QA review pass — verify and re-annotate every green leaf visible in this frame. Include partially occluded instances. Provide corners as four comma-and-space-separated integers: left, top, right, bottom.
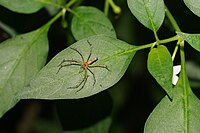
64, 117, 111, 133
18, 35, 136, 99
0, 25, 49, 118
177, 32, 200, 52
144, 62, 200, 133
71, 6, 116, 41
0, 0, 47, 14
127, 0, 165, 31
183, 0, 200, 17
147, 45, 173, 98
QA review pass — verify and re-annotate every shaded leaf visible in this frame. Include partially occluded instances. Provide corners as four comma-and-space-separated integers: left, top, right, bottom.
183, 0, 200, 17
18, 35, 136, 99
64, 117, 111, 133
0, 25, 49, 117
147, 45, 173, 98
144, 61, 200, 133
186, 61, 200, 88
0, 0, 47, 14
177, 32, 200, 52
71, 6, 116, 41
127, 0, 165, 31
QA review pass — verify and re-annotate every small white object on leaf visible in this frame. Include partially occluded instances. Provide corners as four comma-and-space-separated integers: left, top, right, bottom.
172, 65, 181, 85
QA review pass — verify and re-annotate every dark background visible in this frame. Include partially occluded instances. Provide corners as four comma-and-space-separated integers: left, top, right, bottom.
0, 0, 200, 133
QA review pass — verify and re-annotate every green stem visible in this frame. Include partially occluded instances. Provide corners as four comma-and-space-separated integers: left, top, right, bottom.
0, 21, 17, 37
40, 1, 61, 8
132, 35, 179, 52
45, 10, 63, 28
172, 39, 180, 61
179, 40, 189, 133
61, 0, 79, 17
159, 35, 178, 44
108, 0, 121, 14
165, 5, 181, 32
133, 43, 153, 51
67, 8, 80, 17
104, 0, 121, 15
180, 40, 185, 71
61, 8, 68, 28
165, 5, 182, 61
64, 0, 77, 9
104, 0, 109, 16
153, 31, 159, 43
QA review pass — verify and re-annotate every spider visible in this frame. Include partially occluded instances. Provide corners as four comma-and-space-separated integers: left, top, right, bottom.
56, 40, 110, 92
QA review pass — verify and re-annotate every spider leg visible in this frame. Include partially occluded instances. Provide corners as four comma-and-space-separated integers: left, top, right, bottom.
86, 40, 93, 62
56, 62, 80, 74
68, 76, 85, 89
79, 67, 84, 73
58, 59, 80, 67
76, 74, 89, 92
87, 68, 96, 87
70, 47, 85, 62
90, 65, 110, 71
68, 69, 88, 92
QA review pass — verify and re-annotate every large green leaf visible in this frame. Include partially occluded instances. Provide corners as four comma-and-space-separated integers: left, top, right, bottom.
71, 6, 116, 41
0, 25, 49, 117
64, 117, 111, 133
18, 35, 136, 99
147, 45, 173, 98
177, 32, 200, 52
144, 59, 200, 133
183, 0, 200, 17
127, 0, 165, 31
0, 0, 48, 14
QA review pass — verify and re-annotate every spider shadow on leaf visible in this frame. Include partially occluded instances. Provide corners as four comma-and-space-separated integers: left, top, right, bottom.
56, 40, 110, 92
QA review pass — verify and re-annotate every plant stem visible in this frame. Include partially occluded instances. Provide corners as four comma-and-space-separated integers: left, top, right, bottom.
104, 0, 121, 16
165, 5, 182, 61
159, 35, 178, 44
132, 35, 179, 52
65, 0, 77, 9
61, 8, 68, 28
153, 30, 159, 43
0, 21, 17, 37
165, 5, 181, 32
67, 8, 80, 17
45, 0, 78, 28
179, 39, 189, 133
172, 40, 180, 61
180, 40, 185, 69
104, 0, 109, 16
133, 43, 153, 51
45, 10, 63, 28
108, 0, 121, 14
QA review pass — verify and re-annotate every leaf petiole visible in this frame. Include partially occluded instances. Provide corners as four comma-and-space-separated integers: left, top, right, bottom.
132, 35, 179, 52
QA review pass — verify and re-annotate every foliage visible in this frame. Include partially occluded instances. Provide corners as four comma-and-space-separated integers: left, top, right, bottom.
0, 0, 200, 132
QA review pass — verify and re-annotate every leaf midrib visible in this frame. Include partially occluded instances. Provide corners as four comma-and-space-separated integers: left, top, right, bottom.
142, 0, 157, 31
